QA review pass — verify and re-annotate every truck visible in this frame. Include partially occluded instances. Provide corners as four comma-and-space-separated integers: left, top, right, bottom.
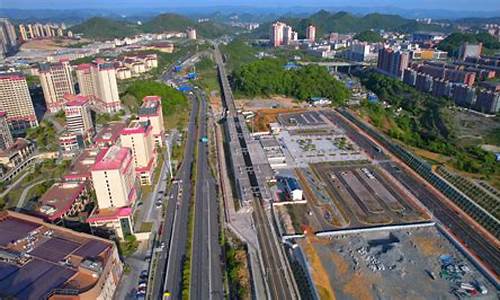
186, 72, 198, 80
177, 85, 192, 92
173, 65, 182, 72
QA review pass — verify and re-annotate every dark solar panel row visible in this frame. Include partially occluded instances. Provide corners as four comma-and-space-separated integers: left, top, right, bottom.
15, 265, 76, 300
0, 262, 18, 281
30, 237, 81, 262
0, 219, 39, 246
0, 259, 53, 295
74, 239, 109, 258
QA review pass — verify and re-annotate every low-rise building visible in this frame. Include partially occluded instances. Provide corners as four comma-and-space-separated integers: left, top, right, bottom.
37, 182, 89, 223
64, 148, 100, 183
0, 210, 123, 299
475, 90, 500, 114
94, 122, 127, 148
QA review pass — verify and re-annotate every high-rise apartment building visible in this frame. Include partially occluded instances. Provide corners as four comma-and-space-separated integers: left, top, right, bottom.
63, 94, 94, 140
459, 43, 482, 60
18, 24, 28, 41
0, 73, 38, 134
75, 60, 121, 113
0, 18, 17, 58
271, 22, 286, 47
91, 146, 137, 209
0, 112, 13, 150
39, 60, 75, 112
120, 120, 156, 185
377, 48, 410, 79
187, 27, 197, 40
138, 96, 165, 146
306, 24, 316, 42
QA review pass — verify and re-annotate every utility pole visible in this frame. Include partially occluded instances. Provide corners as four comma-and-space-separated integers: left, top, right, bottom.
165, 136, 173, 179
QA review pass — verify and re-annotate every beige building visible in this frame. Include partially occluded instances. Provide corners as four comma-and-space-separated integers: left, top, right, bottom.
120, 120, 156, 185
271, 22, 286, 47
75, 60, 121, 113
0, 112, 13, 150
89, 146, 137, 238
0, 210, 123, 300
63, 94, 94, 140
306, 24, 316, 42
91, 146, 137, 209
19, 24, 28, 40
39, 60, 75, 112
138, 96, 164, 146
187, 27, 197, 40
0, 73, 38, 134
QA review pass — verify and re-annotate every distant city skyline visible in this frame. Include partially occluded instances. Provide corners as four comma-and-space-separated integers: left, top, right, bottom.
2, 0, 500, 11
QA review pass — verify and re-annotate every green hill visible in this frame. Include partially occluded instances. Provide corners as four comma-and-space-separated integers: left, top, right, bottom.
141, 13, 193, 33
438, 32, 500, 56
353, 30, 384, 43
142, 13, 234, 38
252, 10, 454, 39
70, 17, 140, 40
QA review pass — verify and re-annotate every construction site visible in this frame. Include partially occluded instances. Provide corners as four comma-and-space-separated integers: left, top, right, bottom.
298, 226, 496, 299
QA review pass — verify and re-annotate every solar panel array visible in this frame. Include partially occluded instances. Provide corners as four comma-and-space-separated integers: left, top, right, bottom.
0, 216, 112, 299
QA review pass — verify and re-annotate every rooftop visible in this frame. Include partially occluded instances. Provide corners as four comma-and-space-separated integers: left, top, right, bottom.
94, 122, 127, 144
87, 207, 133, 223
0, 73, 25, 81
0, 211, 114, 300
120, 120, 150, 135
138, 96, 161, 116
64, 94, 90, 107
37, 182, 86, 222
92, 146, 131, 171
0, 138, 31, 158
64, 149, 99, 181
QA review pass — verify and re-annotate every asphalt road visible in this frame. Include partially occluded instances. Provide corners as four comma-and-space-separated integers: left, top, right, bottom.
151, 92, 199, 299
190, 89, 224, 300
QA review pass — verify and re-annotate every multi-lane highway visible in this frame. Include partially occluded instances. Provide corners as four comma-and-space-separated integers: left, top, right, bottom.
151, 92, 199, 299
151, 54, 223, 299
190, 87, 224, 300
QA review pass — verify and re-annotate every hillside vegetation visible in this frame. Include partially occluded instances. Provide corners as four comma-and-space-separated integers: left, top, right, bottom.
353, 30, 384, 43
233, 58, 349, 104
438, 32, 500, 56
358, 71, 498, 178
71, 13, 233, 40
251, 10, 453, 39
69, 17, 140, 40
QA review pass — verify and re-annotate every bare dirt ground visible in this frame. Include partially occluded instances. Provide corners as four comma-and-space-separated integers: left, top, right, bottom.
20, 38, 90, 51
303, 227, 497, 300
235, 96, 307, 111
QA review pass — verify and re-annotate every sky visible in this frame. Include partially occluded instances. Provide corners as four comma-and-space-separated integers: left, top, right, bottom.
2, 0, 500, 11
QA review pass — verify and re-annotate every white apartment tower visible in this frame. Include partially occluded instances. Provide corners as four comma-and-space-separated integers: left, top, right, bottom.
39, 60, 75, 112
76, 60, 121, 113
63, 94, 94, 140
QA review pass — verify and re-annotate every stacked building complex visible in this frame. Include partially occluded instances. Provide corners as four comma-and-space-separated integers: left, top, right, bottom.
75, 59, 121, 113
39, 59, 75, 113
0, 73, 38, 134
18, 22, 70, 41
0, 18, 17, 59
0, 210, 123, 299
88, 146, 138, 238
271, 22, 298, 47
